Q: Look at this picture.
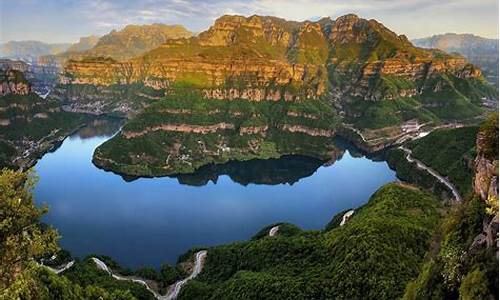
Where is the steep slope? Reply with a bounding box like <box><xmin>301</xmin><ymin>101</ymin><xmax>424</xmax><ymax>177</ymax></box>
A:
<box><xmin>413</xmin><ymin>33</ymin><xmax>499</xmax><ymax>85</ymax></box>
<box><xmin>59</xmin><ymin>14</ymin><xmax>497</xmax><ymax>158</ymax></box>
<box><xmin>0</xmin><ymin>63</ymin><xmax>31</xmax><ymax>96</ymax></box>
<box><xmin>401</xmin><ymin>114</ymin><xmax>498</xmax><ymax>300</ymax></box>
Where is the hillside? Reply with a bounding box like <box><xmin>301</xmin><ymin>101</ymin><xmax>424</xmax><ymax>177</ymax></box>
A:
<box><xmin>0</xmin><ymin>68</ymin><xmax>84</xmax><ymax>168</ymax></box>
<box><xmin>65</xmin><ymin>24</ymin><xmax>192</xmax><ymax>61</ymax></box>
<box><xmin>66</xmin><ymin>35</ymin><xmax>100</xmax><ymax>53</ymax></box>
<box><xmin>178</xmin><ymin>183</ymin><xmax>441</xmax><ymax>299</ymax></box>
<box><xmin>413</xmin><ymin>33</ymin><xmax>499</xmax><ymax>86</ymax></box>
<box><xmin>93</xmin><ymin>89</ymin><xmax>340</xmax><ymax>176</ymax></box>
<box><xmin>1</xmin><ymin>117</ymin><xmax>497</xmax><ymax>300</ymax></box>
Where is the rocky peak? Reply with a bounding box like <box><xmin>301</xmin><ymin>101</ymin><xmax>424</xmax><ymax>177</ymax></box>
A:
<box><xmin>198</xmin><ymin>15</ymin><xmax>296</xmax><ymax>47</ymax></box>
<box><xmin>329</xmin><ymin>14</ymin><xmax>373</xmax><ymax>45</ymax></box>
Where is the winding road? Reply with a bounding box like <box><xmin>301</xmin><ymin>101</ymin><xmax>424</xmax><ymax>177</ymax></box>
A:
<box><xmin>42</xmin><ymin>260</ymin><xmax>75</xmax><ymax>274</ymax></box>
<box><xmin>43</xmin><ymin>251</ymin><xmax>207</xmax><ymax>300</ymax></box>
<box><xmin>340</xmin><ymin>210</ymin><xmax>355</xmax><ymax>226</ymax></box>
<box><xmin>268</xmin><ymin>225</ymin><xmax>280</xmax><ymax>237</ymax></box>
<box><xmin>399</xmin><ymin>146</ymin><xmax>462</xmax><ymax>202</ymax></box>
<box><xmin>92</xmin><ymin>250</ymin><xmax>207</xmax><ymax>300</ymax></box>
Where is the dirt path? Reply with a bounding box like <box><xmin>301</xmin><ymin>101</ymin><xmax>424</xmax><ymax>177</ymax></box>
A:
<box><xmin>399</xmin><ymin>146</ymin><xmax>462</xmax><ymax>202</ymax></box>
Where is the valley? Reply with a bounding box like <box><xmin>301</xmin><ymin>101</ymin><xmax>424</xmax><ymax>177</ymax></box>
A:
<box><xmin>0</xmin><ymin>8</ymin><xmax>498</xmax><ymax>300</ymax></box>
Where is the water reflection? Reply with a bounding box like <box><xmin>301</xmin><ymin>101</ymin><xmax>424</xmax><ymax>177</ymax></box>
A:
<box><xmin>74</xmin><ymin>117</ymin><xmax>124</xmax><ymax>139</ymax></box>
<box><xmin>34</xmin><ymin>117</ymin><xmax>397</xmax><ymax>268</ymax></box>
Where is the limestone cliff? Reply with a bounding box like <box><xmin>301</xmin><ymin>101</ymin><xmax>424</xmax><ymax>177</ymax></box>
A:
<box><xmin>0</xmin><ymin>67</ymin><xmax>31</xmax><ymax>96</ymax></box>
<box><xmin>474</xmin><ymin>114</ymin><xmax>499</xmax><ymax>212</ymax></box>
<box><xmin>61</xmin><ymin>14</ymin><xmax>493</xmax><ymax>103</ymax></box>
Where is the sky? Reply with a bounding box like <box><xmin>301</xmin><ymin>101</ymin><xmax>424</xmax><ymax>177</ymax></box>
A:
<box><xmin>1</xmin><ymin>0</ymin><xmax>498</xmax><ymax>44</ymax></box>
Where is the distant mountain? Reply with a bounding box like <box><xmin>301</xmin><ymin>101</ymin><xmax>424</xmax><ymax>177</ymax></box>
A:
<box><xmin>70</xmin><ymin>24</ymin><xmax>192</xmax><ymax>61</ymax></box>
<box><xmin>413</xmin><ymin>33</ymin><xmax>499</xmax><ymax>85</ymax></box>
<box><xmin>0</xmin><ymin>40</ymin><xmax>71</xmax><ymax>61</ymax></box>
<box><xmin>66</xmin><ymin>35</ymin><xmax>100</xmax><ymax>53</ymax></box>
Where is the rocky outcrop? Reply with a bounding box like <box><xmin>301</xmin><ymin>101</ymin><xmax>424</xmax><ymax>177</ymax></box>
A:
<box><xmin>122</xmin><ymin>123</ymin><xmax>235</xmax><ymax>138</ymax></box>
<box><xmin>282</xmin><ymin>124</ymin><xmax>334</xmax><ymax>137</ymax></box>
<box><xmin>325</xmin><ymin>14</ymin><xmax>487</xmax><ymax>102</ymax></box>
<box><xmin>0</xmin><ymin>68</ymin><xmax>31</xmax><ymax>96</ymax></box>
<box><xmin>474</xmin><ymin>127</ymin><xmax>499</xmax><ymax>205</ymax></box>
<box><xmin>239</xmin><ymin>125</ymin><xmax>268</xmax><ymax>135</ymax></box>
<box><xmin>471</xmin><ymin>114</ymin><xmax>498</xmax><ymax>251</ymax></box>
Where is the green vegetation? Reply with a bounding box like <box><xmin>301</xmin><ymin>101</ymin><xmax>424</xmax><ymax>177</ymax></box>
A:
<box><xmin>65</xmin><ymin>24</ymin><xmax>192</xmax><ymax>61</ymax></box>
<box><xmin>387</xmin><ymin>126</ymin><xmax>478</xmax><ymax>197</ymax></box>
<box><xmin>478</xmin><ymin>113</ymin><xmax>499</xmax><ymax>161</ymax></box>
<box><xmin>344</xmin><ymin>96</ymin><xmax>438</xmax><ymax>129</ymax></box>
<box><xmin>178</xmin><ymin>183</ymin><xmax>440</xmax><ymax>299</ymax></box>
<box><xmin>402</xmin><ymin>196</ymin><xmax>498</xmax><ymax>299</ymax></box>
<box><xmin>93</xmin><ymin>90</ymin><xmax>340</xmax><ymax>176</ymax></box>
<box><xmin>0</xmin><ymin>93</ymin><xmax>86</xmax><ymax>168</ymax></box>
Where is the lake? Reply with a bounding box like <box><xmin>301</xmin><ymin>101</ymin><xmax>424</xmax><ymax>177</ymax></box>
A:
<box><xmin>34</xmin><ymin>118</ymin><xmax>397</xmax><ymax>269</ymax></box>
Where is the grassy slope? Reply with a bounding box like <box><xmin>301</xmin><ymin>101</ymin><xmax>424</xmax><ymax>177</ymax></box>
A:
<box><xmin>178</xmin><ymin>183</ymin><xmax>440</xmax><ymax>300</ymax></box>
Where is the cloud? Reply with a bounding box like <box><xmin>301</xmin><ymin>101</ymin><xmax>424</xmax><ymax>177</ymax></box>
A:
<box><xmin>2</xmin><ymin>0</ymin><xmax>498</xmax><ymax>42</ymax></box>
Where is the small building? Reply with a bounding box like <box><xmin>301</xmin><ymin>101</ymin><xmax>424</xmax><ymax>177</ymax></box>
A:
<box><xmin>402</xmin><ymin>120</ymin><xmax>420</xmax><ymax>133</ymax></box>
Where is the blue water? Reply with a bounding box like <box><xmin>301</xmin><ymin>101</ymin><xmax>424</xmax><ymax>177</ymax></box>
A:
<box><xmin>34</xmin><ymin>120</ymin><xmax>396</xmax><ymax>269</ymax></box>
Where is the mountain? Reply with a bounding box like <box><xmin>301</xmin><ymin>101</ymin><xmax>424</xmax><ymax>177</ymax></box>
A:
<box><xmin>65</xmin><ymin>35</ymin><xmax>100</xmax><ymax>53</ymax></box>
<box><xmin>63</xmin><ymin>15</ymin><xmax>495</xmax><ymax>103</ymax></box>
<box><xmin>61</xmin><ymin>15</ymin><xmax>496</xmax><ymax>131</ymax></box>
<box><xmin>78</xmin><ymin>14</ymin><xmax>498</xmax><ymax>176</ymax></box>
<box><xmin>67</xmin><ymin>24</ymin><xmax>192</xmax><ymax>61</ymax></box>
<box><xmin>413</xmin><ymin>33</ymin><xmax>499</xmax><ymax>86</ymax></box>
<box><xmin>0</xmin><ymin>40</ymin><xmax>71</xmax><ymax>61</ymax></box>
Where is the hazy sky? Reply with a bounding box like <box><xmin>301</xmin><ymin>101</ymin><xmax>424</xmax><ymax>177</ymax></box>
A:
<box><xmin>1</xmin><ymin>0</ymin><xmax>498</xmax><ymax>43</ymax></box>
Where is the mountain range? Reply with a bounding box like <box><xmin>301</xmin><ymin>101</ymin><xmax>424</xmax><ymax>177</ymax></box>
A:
<box><xmin>413</xmin><ymin>33</ymin><xmax>499</xmax><ymax>86</ymax></box>
<box><xmin>0</xmin><ymin>40</ymin><xmax>71</xmax><ymax>61</ymax></box>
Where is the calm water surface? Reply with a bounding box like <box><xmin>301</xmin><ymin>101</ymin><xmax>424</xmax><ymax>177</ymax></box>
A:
<box><xmin>34</xmin><ymin>119</ymin><xmax>396</xmax><ymax>268</ymax></box>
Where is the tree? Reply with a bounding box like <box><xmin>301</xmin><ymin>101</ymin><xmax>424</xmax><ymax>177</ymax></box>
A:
<box><xmin>0</xmin><ymin>169</ymin><xmax>59</xmax><ymax>291</ymax></box>
<box><xmin>459</xmin><ymin>269</ymin><xmax>493</xmax><ymax>300</ymax></box>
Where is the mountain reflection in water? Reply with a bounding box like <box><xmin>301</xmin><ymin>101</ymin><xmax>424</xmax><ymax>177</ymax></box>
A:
<box><xmin>34</xmin><ymin>117</ymin><xmax>397</xmax><ymax>268</ymax></box>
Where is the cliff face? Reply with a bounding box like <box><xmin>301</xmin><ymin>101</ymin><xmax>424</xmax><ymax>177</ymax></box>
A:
<box><xmin>474</xmin><ymin>114</ymin><xmax>499</xmax><ymax>209</ymax></box>
<box><xmin>325</xmin><ymin>15</ymin><xmax>486</xmax><ymax>101</ymax></box>
<box><xmin>0</xmin><ymin>68</ymin><xmax>31</xmax><ymax>96</ymax></box>
<box><xmin>61</xmin><ymin>14</ymin><xmax>491</xmax><ymax>103</ymax></box>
